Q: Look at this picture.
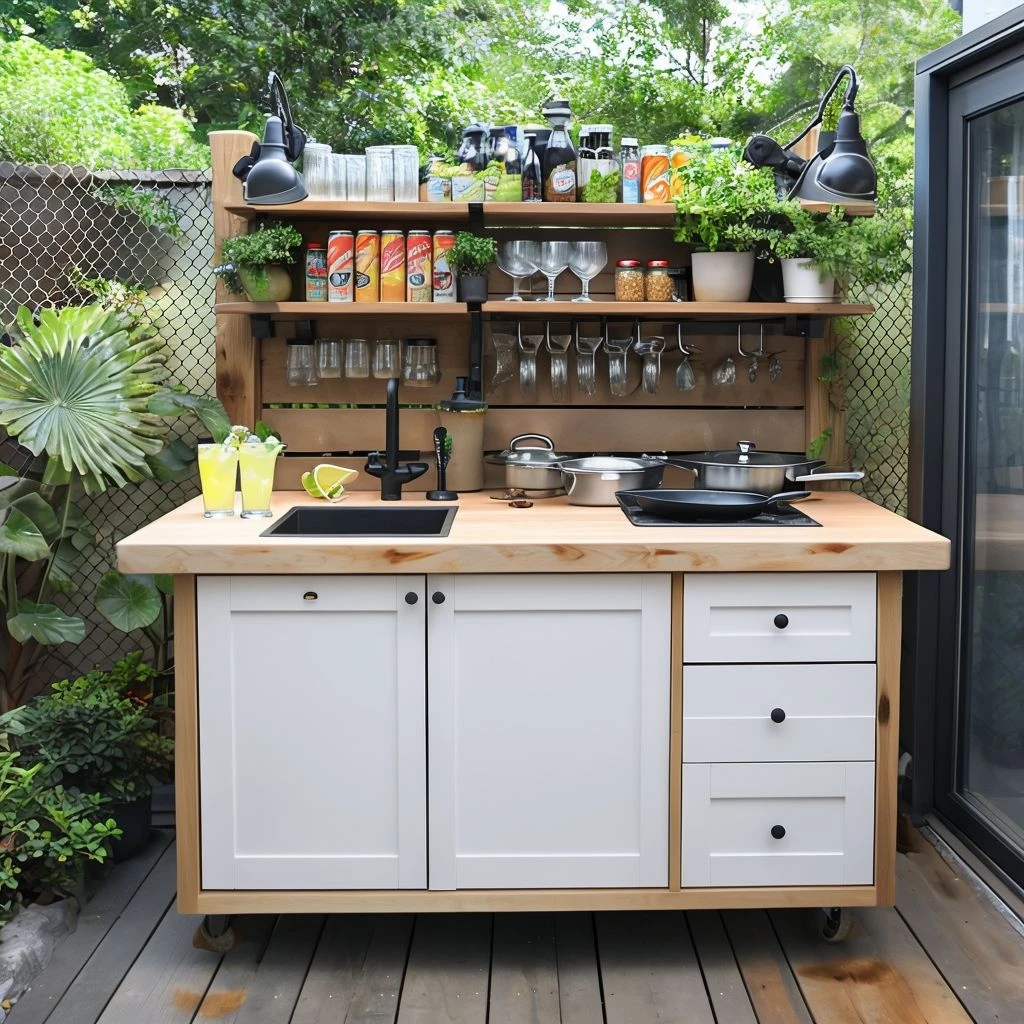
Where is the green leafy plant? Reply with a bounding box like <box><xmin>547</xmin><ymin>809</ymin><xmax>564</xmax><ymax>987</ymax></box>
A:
<box><xmin>215</xmin><ymin>223</ymin><xmax>304</xmax><ymax>296</ymax></box>
<box><xmin>672</xmin><ymin>144</ymin><xmax>784</xmax><ymax>253</ymax></box>
<box><xmin>94</xmin><ymin>185</ymin><xmax>181</xmax><ymax>238</ymax></box>
<box><xmin>446</xmin><ymin>232</ymin><xmax>498</xmax><ymax>277</ymax></box>
<box><xmin>0</xmin><ymin>751</ymin><xmax>120</xmax><ymax>923</ymax></box>
<box><xmin>582</xmin><ymin>166</ymin><xmax>621</xmax><ymax>203</ymax></box>
<box><xmin>774</xmin><ymin>203</ymin><xmax>852</xmax><ymax>278</ymax></box>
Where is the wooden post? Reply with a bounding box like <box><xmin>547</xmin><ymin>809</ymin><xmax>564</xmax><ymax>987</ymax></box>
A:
<box><xmin>211</xmin><ymin>130</ymin><xmax>261</xmax><ymax>429</ymax></box>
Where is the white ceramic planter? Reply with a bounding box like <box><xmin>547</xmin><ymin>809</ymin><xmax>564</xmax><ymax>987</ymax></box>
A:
<box><xmin>690</xmin><ymin>251</ymin><xmax>755</xmax><ymax>302</ymax></box>
<box><xmin>781</xmin><ymin>258</ymin><xmax>836</xmax><ymax>303</ymax></box>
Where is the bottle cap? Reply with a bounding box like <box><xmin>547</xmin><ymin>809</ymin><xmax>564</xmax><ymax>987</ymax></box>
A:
<box><xmin>616</xmin><ymin>259</ymin><xmax>642</xmax><ymax>268</ymax></box>
<box><xmin>646</xmin><ymin>260</ymin><xmax>670</xmax><ymax>268</ymax></box>
<box><xmin>622</xmin><ymin>137</ymin><xmax>639</xmax><ymax>147</ymax></box>
<box><xmin>307</xmin><ymin>242</ymin><xmax>324</xmax><ymax>248</ymax></box>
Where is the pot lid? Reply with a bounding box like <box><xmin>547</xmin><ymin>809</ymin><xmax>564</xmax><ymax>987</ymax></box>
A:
<box><xmin>493</xmin><ymin>433</ymin><xmax>564</xmax><ymax>467</ymax></box>
<box><xmin>560</xmin><ymin>456</ymin><xmax>664</xmax><ymax>473</ymax></box>
<box><xmin>679</xmin><ymin>441</ymin><xmax>816</xmax><ymax>469</ymax></box>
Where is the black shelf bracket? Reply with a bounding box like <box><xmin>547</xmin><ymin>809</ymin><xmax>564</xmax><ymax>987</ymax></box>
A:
<box><xmin>249</xmin><ymin>314</ymin><xmax>274</xmax><ymax>338</ymax></box>
<box><xmin>293</xmin><ymin>319</ymin><xmax>316</xmax><ymax>340</ymax></box>
<box><xmin>468</xmin><ymin>202</ymin><xmax>484</xmax><ymax>235</ymax></box>
<box><xmin>468</xmin><ymin>308</ymin><xmax>483</xmax><ymax>400</ymax></box>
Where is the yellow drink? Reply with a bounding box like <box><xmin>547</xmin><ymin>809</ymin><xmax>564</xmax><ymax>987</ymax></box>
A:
<box><xmin>197</xmin><ymin>444</ymin><xmax>238</xmax><ymax>518</ymax></box>
<box><xmin>238</xmin><ymin>444</ymin><xmax>283</xmax><ymax>518</ymax></box>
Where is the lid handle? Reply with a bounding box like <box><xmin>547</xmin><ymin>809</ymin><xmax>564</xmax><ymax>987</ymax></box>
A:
<box><xmin>510</xmin><ymin>433</ymin><xmax>555</xmax><ymax>452</ymax></box>
<box><xmin>737</xmin><ymin>440</ymin><xmax>755</xmax><ymax>463</ymax></box>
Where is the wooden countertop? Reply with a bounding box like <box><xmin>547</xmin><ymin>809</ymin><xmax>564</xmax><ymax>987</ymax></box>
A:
<box><xmin>116</xmin><ymin>491</ymin><xmax>950</xmax><ymax>575</ymax></box>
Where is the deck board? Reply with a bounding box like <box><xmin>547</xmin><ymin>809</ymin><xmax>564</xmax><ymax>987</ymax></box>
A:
<box><xmin>193</xmin><ymin>915</ymin><xmax>276</xmax><ymax>1024</ymax></box>
<box><xmin>688</xmin><ymin>911</ymin><xmax>757</xmax><ymax>1024</ymax></box>
<box><xmin>343</xmin><ymin>914</ymin><xmax>414</xmax><ymax>1024</ymax></box>
<box><xmin>553</xmin><ymin>913</ymin><xmax>605</xmax><ymax>1024</ymax></box>
<box><xmin>291</xmin><ymin>915</ymin><xmax>376</xmax><ymax>1024</ymax></box>
<box><xmin>489</xmin><ymin>913</ymin><xmax>561</xmax><ymax>1024</ymax></box>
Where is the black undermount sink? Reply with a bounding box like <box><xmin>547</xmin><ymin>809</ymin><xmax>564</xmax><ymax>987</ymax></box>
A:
<box><xmin>261</xmin><ymin>505</ymin><xmax>457</xmax><ymax>538</ymax></box>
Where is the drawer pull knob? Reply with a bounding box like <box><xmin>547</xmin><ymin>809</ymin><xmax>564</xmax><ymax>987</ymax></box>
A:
<box><xmin>773</xmin><ymin>612</ymin><xmax>789</xmax><ymax>629</ymax></box>
<box><xmin>302</xmin><ymin>591</ymin><xmax>318</xmax><ymax>602</ymax></box>
<box><xmin>771</xmin><ymin>825</ymin><xmax>787</xmax><ymax>840</ymax></box>
<box><xmin>770</xmin><ymin>707</ymin><xmax>786</xmax><ymax>724</ymax></box>
<box><xmin>405</xmin><ymin>592</ymin><xmax>419</xmax><ymax>605</ymax></box>
<box><xmin>432</xmin><ymin>592</ymin><xmax>446</xmax><ymax>605</ymax></box>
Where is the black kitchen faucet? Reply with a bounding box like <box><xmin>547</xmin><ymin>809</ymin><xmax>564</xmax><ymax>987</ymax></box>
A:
<box><xmin>364</xmin><ymin>377</ymin><xmax>428</xmax><ymax>500</ymax></box>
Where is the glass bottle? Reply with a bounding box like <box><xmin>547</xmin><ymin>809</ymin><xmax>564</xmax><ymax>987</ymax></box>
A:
<box><xmin>522</xmin><ymin>133</ymin><xmax>543</xmax><ymax>202</ymax></box>
<box><xmin>620</xmin><ymin>136</ymin><xmax>641</xmax><ymax>204</ymax></box>
<box><xmin>541</xmin><ymin>97</ymin><xmax>577</xmax><ymax>203</ymax></box>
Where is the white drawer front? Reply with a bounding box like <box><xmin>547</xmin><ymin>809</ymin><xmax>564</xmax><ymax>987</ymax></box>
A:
<box><xmin>213</xmin><ymin>575</ymin><xmax>420</xmax><ymax>613</ymax></box>
<box><xmin>683</xmin><ymin>573</ymin><xmax>876</xmax><ymax>663</ymax></box>
<box><xmin>681</xmin><ymin>761</ymin><xmax>874</xmax><ymax>887</ymax></box>
<box><xmin>683</xmin><ymin>663</ymin><xmax>876</xmax><ymax>763</ymax></box>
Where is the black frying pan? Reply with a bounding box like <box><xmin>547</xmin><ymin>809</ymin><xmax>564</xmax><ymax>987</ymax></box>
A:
<box><xmin>616</xmin><ymin>489</ymin><xmax>812</xmax><ymax>521</ymax></box>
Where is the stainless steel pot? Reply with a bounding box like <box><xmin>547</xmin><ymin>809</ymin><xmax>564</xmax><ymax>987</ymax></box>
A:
<box><xmin>488</xmin><ymin>433</ymin><xmax>566</xmax><ymax>496</ymax></box>
<box><xmin>559</xmin><ymin>456</ymin><xmax>667</xmax><ymax>506</ymax></box>
<box><xmin>670</xmin><ymin>441</ymin><xmax>863</xmax><ymax>493</ymax></box>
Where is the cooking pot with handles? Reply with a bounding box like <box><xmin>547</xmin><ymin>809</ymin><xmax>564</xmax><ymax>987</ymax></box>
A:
<box><xmin>487</xmin><ymin>433</ymin><xmax>566</xmax><ymax>495</ymax></box>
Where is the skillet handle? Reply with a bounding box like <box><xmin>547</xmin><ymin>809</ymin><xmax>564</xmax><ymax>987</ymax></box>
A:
<box><xmin>767</xmin><ymin>490</ymin><xmax>811</xmax><ymax>504</ymax></box>
<box><xmin>789</xmin><ymin>470</ymin><xmax>865</xmax><ymax>482</ymax></box>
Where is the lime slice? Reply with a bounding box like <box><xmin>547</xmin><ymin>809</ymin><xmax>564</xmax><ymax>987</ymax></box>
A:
<box><xmin>301</xmin><ymin>464</ymin><xmax>358</xmax><ymax>501</ymax></box>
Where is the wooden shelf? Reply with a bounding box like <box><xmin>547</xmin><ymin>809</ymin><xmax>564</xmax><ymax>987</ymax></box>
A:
<box><xmin>214</xmin><ymin>301</ymin><xmax>469</xmax><ymax>316</ymax></box>
<box><xmin>224</xmin><ymin>201</ymin><xmax>473</xmax><ymax>224</ymax></box>
<box><xmin>481</xmin><ymin>301</ymin><xmax>875</xmax><ymax>318</ymax></box>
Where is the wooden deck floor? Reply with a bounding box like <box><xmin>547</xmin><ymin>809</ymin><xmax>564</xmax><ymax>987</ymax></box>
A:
<box><xmin>10</xmin><ymin>825</ymin><xmax>1024</xmax><ymax>1024</ymax></box>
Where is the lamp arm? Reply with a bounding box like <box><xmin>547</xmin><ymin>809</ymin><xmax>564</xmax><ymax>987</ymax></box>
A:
<box><xmin>783</xmin><ymin>64</ymin><xmax>859</xmax><ymax>150</ymax></box>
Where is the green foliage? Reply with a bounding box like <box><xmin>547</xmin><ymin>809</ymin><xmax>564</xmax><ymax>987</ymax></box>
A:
<box><xmin>0</xmin><ymin>751</ymin><xmax>119</xmax><ymax>923</ymax></box>
<box><xmin>93</xmin><ymin>185</ymin><xmax>181</xmax><ymax>237</ymax></box>
<box><xmin>447</xmin><ymin>232</ymin><xmax>497</xmax><ymax>276</ymax></box>
<box><xmin>807</xmin><ymin>426</ymin><xmax>834</xmax><ymax>460</ymax></box>
<box><xmin>0</xmin><ymin>36</ymin><xmax>206</xmax><ymax>169</ymax></box>
<box><xmin>582</xmin><ymin>167</ymin><xmax>621</xmax><ymax>204</ymax></box>
<box><xmin>0</xmin><ymin>653</ymin><xmax>174</xmax><ymax>803</ymax></box>
<box><xmin>219</xmin><ymin>224</ymin><xmax>303</xmax><ymax>271</ymax></box>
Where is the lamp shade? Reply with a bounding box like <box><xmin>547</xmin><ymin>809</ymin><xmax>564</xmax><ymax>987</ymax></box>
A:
<box><xmin>242</xmin><ymin>116</ymin><xmax>308</xmax><ymax>205</ymax></box>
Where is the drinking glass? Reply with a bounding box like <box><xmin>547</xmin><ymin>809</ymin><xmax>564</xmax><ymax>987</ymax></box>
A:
<box><xmin>238</xmin><ymin>443</ymin><xmax>285</xmax><ymax>519</ymax></box>
<box><xmin>302</xmin><ymin>143</ymin><xmax>332</xmax><ymax>199</ymax></box>
<box><xmin>392</xmin><ymin>145</ymin><xmax>420</xmax><ymax>202</ymax></box>
<box><xmin>568</xmin><ymin>241</ymin><xmax>607</xmax><ymax>302</ymax></box>
<box><xmin>402</xmin><ymin>340</ymin><xmax>440</xmax><ymax>386</ymax></box>
<box><xmin>534</xmin><ymin>240</ymin><xmax>573</xmax><ymax>302</ymax></box>
<box><xmin>373</xmin><ymin>338</ymin><xmax>401</xmax><ymax>378</ymax></box>
<box><xmin>496</xmin><ymin>240</ymin><xmax>539</xmax><ymax>301</ymax></box>
<box><xmin>366</xmin><ymin>146</ymin><xmax>394</xmax><ymax>202</ymax></box>
<box><xmin>316</xmin><ymin>339</ymin><xmax>342</xmax><ymax>378</ymax></box>
<box><xmin>345</xmin><ymin>338</ymin><xmax>370</xmax><ymax>378</ymax></box>
<box><xmin>329</xmin><ymin>154</ymin><xmax>347</xmax><ymax>200</ymax></box>
<box><xmin>197</xmin><ymin>444</ymin><xmax>238</xmax><ymax>518</ymax></box>
<box><xmin>286</xmin><ymin>342</ymin><xmax>318</xmax><ymax>386</ymax></box>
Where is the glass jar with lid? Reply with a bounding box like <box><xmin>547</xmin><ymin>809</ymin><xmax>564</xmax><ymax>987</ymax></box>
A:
<box><xmin>645</xmin><ymin>260</ymin><xmax>674</xmax><ymax>302</ymax></box>
<box><xmin>614</xmin><ymin>260</ymin><xmax>644</xmax><ymax>302</ymax></box>
<box><xmin>402</xmin><ymin>338</ymin><xmax>441</xmax><ymax>387</ymax></box>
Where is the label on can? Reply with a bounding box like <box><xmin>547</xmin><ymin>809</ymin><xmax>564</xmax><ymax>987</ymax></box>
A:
<box><xmin>622</xmin><ymin>158</ymin><xmax>641</xmax><ymax>203</ymax></box>
<box><xmin>406</xmin><ymin>231</ymin><xmax>433</xmax><ymax>302</ymax></box>
<box><xmin>380</xmin><ymin>230</ymin><xmax>406</xmax><ymax>302</ymax></box>
<box><xmin>305</xmin><ymin>245</ymin><xmax>327</xmax><ymax>302</ymax></box>
<box><xmin>641</xmin><ymin>146</ymin><xmax>671</xmax><ymax>203</ymax></box>
<box><xmin>432</xmin><ymin>231</ymin><xmax>456</xmax><ymax>302</ymax></box>
<box><xmin>427</xmin><ymin>176</ymin><xmax>451</xmax><ymax>202</ymax></box>
<box><xmin>355</xmin><ymin>231</ymin><xmax>380</xmax><ymax>302</ymax></box>
<box><xmin>327</xmin><ymin>231</ymin><xmax>354</xmax><ymax>302</ymax></box>
<box><xmin>670</xmin><ymin>146</ymin><xmax>690</xmax><ymax>200</ymax></box>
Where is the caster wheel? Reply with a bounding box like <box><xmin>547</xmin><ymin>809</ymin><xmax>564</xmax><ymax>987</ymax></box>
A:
<box><xmin>193</xmin><ymin>915</ymin><xmax>237</xmax><ymax>953</ymax></box>
<box><xmin>816</xmin><ymin>907</ymin><xmax>853</xmax><ymax>944</ymax></box>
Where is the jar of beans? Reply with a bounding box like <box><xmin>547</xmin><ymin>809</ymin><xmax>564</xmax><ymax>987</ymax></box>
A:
<box><xmin>615</xmin><ymin>260</ymin><xmax>644</xmax><ymax>302</ymax></box>
<box><xmin>645</xmin><ymin>260</ymin><xmax>674</xmax><ymax>302</ymax></box>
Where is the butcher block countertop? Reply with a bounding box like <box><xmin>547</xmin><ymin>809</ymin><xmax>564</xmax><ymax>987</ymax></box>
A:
<box><xmin>116</xmin><ymin>490</ymin><xmax>950</xmax><ymax>575</ymax></box>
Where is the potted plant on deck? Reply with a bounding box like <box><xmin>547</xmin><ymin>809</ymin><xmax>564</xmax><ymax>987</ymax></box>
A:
<box><xmin>214</xmin><ymin>222</ymin><xmax>304</xmax><ymax>302</ymax></box>
<box><xmin>447</xmin><ymin>231</ymin><xmax>497</xmax><ymax>303</ymax></box>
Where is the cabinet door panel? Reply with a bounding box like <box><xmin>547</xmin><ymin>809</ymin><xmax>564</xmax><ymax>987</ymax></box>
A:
<box><xmin>428</xmin><ymin>573</ymin><xmax>671</xmax><ymax>890</ymax></box>
<box><xmin>197</xmin><ymin>575</ymin><xmax>426</xmax><ymax>890</ymax></box>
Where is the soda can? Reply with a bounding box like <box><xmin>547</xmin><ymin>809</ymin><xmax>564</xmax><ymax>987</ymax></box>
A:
<box><xmin>355</xmin><ymin>230</ymin><xmax>380</xmax><ymax>302</ymax></box>
<box><xmin>670</xmin><ymin>145</ymin><xmax>690</xmax><ymax>200</ymax></box>
<box><xmin>640</xmin><ymin>144</ymin><xmax>671</xmax><ymax>203</ymax></box>
<box><xmin>406</xmin><ymin>230</ymin><xmax>433</xmax><ymax>302</ymax></box>
<box><xmin>432</xmin><ymin>230</ymin><xmax>456</xmax><ymax>302</ymax></box>
<box><xmin>305</xmin><ymin>243</ymin><xmax>328</xmax><ymax>302</ymax></box>
<box><xmin>380</xmin><ymin>230</ymin><xmax>406</xmax><ymax>302</ymax></box>
<box><xmin>326</xmin><ymin>231</ymin><xmax>354</xmax><ymax>302</ymax></box>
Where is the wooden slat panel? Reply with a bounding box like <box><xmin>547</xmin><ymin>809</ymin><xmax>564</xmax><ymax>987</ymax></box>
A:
<box><xmin>10</xmin><ymin>831</ymin><xmax>174</xmax><ymax>1024</ymax></box>
<box><xmin>771</xmin><ymin>905</ymin><xmax>974</xmax><ymax>1024</ymax></box>
<box><xmin>343</xmin><ymin>915</ymin><xmax>414</xmax><ymax>1024</ymax></box>
<box><xmin>597</xmin><ymin>911</ymin><xmax>715</xmax><ymax>1024</ymax></box>
<box><xmin>396</xmin><ymin>914</ymin><xmax>490</xmax><ymax>1024</ymax></box>
<box><xmin>291</xmin><ymin>915</ymin><xmax>376</xmax><ymax>1024</ymax></box>
<box><xmin>686</xmin><ymin>911</ymin><xmax>757</xmax><ymax>1024</ymax></box>
<box><xmin>723</xmin><ymin>910</ymin><xmax>814</xmax><ymax>1024</ymax></box>
<box><xmin>489</xmin><ymin>913</ymin><xmax>561</xmax><ymax>1023</ymax></box>
<box><xmin>193</xmin><ymin>915</ymin><xmax>276</xmax><ymax>1023</ymax></box>
<box><xmin>553</xmin><ymin>914</ymin><xmax>604</xmax><ymax>1024</ymax></box>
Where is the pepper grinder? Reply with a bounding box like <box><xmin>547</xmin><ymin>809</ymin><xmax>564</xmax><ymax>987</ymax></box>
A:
<box><xmin>426</xmin><ymin>426</ymin><xmax>458</xmax><ymax>501</ymax></box>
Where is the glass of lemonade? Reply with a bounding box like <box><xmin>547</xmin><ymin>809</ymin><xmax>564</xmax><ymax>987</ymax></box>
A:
<box><xmin>238</xmin><ymin>441</ymin><xmax>285</xmax><ymax>519</ymax></box>
<box><xmin>197</xmin><ymin>444</ymin><xmax>239</xmax><ymax>518</ymax></box>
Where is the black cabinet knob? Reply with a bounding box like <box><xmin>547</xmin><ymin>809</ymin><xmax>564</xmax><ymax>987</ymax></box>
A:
<box><xmin>771</xmin><ymin>824</ymin><xmax>786</xmax><ymax>840</ymax></box>
<box><xmin>405</xmin><ymin>592</ymin><xmax>419</xmax><ymax>605</ymax></box>
<box><xmin>432</xmin><ymin>592</ymin><xmax>446</xmax><ymax>605</ymax></box>
<box><xmin>770</xmin><ymin>707</ymin><xmax>786</xmax><ymax>724</ymax></box>
<box><xmin>302</xmin><ymin>591</ymin><xmax>318</xmax><ymax>602</ymax></box>
<box><xmin>773</xmin><ymin>612</ymin><xmax>789</xmax><ymax>629</ymax></box>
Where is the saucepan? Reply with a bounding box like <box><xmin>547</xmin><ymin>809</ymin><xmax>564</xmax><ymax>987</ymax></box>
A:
<box><xmin>617</xmin><ymin>488</ymin><xmax>812</xmax><ymax>521</ymax></box>
<box><xmin>559</xmin><ymin>456</ymin><xmax>667</xmax><ymax>506</ymax></box>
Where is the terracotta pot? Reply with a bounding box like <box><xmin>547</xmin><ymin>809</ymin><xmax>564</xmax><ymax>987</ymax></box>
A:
<box><xmin>690</xmin><ymin>251</ymin><xmax>754</xmax><ymax>302</ymax></box>
<box><xmin>238</xmin><ymin>264</ymin><xmax>293</xmax><ymax>302</ymax></box>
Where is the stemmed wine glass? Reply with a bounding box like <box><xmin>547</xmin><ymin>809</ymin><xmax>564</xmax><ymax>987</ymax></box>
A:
<box><xmin>496</xmin><ymin>240</ymin><xmax>539</xmax><ymax>301</ymax></box>
<box><xmin>568</xmin><ymin>241</ymin><xmax>607</xmax><ymax>302</ymax></box>
<box><xmin>534</xmin><ymin>240</ymin><xmax>574</xmax><ymax>302</ymax></box>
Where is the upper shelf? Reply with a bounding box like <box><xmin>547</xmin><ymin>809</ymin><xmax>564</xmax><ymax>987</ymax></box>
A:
<box><xmin>215</xmin><ymin>301</ymin><xmax>468</xmax><ymax>316</ymax></box>
<box><xmin>224</xmin><ymin>199</ymin><xmax>877</xmax><ymax>227</ymax></box>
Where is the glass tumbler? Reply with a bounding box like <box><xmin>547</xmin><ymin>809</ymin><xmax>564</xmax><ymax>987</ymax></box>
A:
<box><xmin>302</xmin><ymin>142</ymin><xmax>332</xmax><ymax>199</ymax></box>
<box><xmin>238</xmin><ymin>443</ymin><xmax>285</xmax><ymax>519</ymax></box>
<box><xmin>402</xmin><ymin>338</ymin><xmax>440</xmax><ymax>387</ymax></box>
<box><xmin>329</xmin><ymin>154</ymin><xmax>347</xmax><ymax>200</ymax></box>
<box><xmin>373</xmin><ymin>338</ymin><xmax>401</xmax><ymax>378</ymax></box>
<box><xmin>286</xmin><ymin>342</ymin><xmax>318</xmax><ymax>386</ymax></box>
<box><xmin>366</xmin><ymin>145</ymin><xmax>395</xmax><ymax>202</ymax></box>
<box><xmin>345</xmin><ymin>338</ymin><xmax>370</xmax><ymax>378</ymax></box>
<box><xmin>343</xmin><ymin>155</ymin><xmax>366</xmax><ymax>200</ymax></box>
<box><xmin>197</xmin><ymin>443</ymin><xmax>238</xmax><ymax>518</ymax></box>
<box><xmin>393</xmin><ymin>145</ymin><xmax>420</xmax><ymax>201</ymax></box>
<box><xmin>316</xmin><ymin>339</ymin><xmax>342</xmax><ymax>378</ymax></box>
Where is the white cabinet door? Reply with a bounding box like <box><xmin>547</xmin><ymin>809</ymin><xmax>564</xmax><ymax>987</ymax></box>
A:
<box><xmin>197</xmin><ymin>576</ymin><xmax>426</xmax><ymax>890</ymax></box>
<box><xmin>427</xmin><ymin>573</ymin><xmax>671</xmax><ymax>890</ymax></box>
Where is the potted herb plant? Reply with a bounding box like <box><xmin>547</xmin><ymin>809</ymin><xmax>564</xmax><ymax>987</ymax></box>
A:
<box><xmin>447</xmin><ymin>231</ymin><xmax>498</xmax><ymax>303</ymax></box>
<box><xmin>774</xmin><ymin>203</ymin><xmax>847</xmax><ymax>302</ymax></box>
<box><xmin>673</xmin><ymin>144</ymin><xmax>783</xmax><ymax>301</ymax></box>
<box><xmin>214</xmin><ymin>222</ymin><xmax>304</xmax><ymax>302</ymax></box>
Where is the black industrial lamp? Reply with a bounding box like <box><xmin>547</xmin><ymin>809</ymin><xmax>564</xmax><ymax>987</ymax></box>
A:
<box><xmin>232</xmin><ymin>72</ymin><xmax>308</xmax><ymax>204</ymax></box>
<box><xmin>743</xmin><ymin>65</ymin><xmax>877</xmax><ymax>204</ymax></box>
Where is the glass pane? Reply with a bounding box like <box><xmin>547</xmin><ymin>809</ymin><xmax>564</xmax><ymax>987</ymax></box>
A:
<box><xmin>961</xmin><ymin>100</ymin><xmax>1024</xmax><ymax>850</ymax></box>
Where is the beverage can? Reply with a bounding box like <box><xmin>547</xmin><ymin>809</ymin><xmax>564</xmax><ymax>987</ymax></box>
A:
<box><xmin>355</xmin><ymin>230</ymin><xmax>380</xmax><ymax>302</ymax></box>
<box><xmin>305</xmin><ymin>243</ymin><xmax>327</xmax><ymax>301</ymax></box>
<box><xmin>640</xmin><ymin>144</ymin><xmax>671</xmax><ymax>203</ymax></box>
<box><xmin>326</xmin><ymin>231</ymin><xmax>354</xmax><ymax>303</ymax></box>
<box><xmin>670</xmin><ymin>146</ymin><xmax>690</xmax><ymax>200</ymax></box>
<box><xmin>380</xmin><ymin>230</ymin><xmax>406</xmax><ymax>302</ymax></box>
<box><xmin>432</xmin><ymin>231</ymin><xmax>456</xmax><ymax>302</ymax></box>
<box><xmin>406</xmin><ymin>230</ymin><xmax>433</xmax><ymax>302</ymax></box>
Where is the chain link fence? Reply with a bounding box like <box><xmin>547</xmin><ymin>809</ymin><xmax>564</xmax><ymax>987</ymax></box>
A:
<box><xmin>0</xmin><ymin>163</ymin><xmax>215</xmax><ymax>680</ymax></box>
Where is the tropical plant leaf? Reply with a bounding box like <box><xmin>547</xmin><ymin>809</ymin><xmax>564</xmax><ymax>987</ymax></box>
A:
<box><xmin>49</xmin><ymin>539</ymin><xmax>86</xmax><ymax>595</ymax></box>
<box><xmin>147</xmin><ymin>440</ymin><xmax>195</xmax><ymax>483</ymax></box>
<box><xmin>0</xmin><ymin>463</ymin><xmax>19</xmax><ymax>477</ymax></box>
<box><xmin>154</xmin><ymin>574</ymin><xmax>174</xmax><ymax>596</ymax></box>
<box><xmin>7</xmin><ymin>601</ymin><xmax>86</xmax><ymax>645</ymax></box>
<box><xmin>9</xmin><ymin>493</ymin><xmax>60</xmax><ymax>545</ymax></box>
<box><xmin>148</xmin><ymin>391</ymin><xmax>231</xmax><ymax>443</ymax></box>
<box><xmin>0</xmin><ymin>507</ymin><xmax>51</xmax><ymax>561</ymax></box>
<box><xmin>95</xmin><ymin>572</ymin><xmax>162</xmax><ymax>631</ymax></box>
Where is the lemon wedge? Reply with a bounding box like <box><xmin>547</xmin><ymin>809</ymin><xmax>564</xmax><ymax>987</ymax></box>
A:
<box><xmin>300</xmin><ymin>464</ymin><xmax>359</xmax><ymax>501</ymax></box>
